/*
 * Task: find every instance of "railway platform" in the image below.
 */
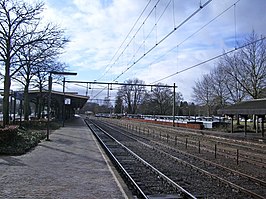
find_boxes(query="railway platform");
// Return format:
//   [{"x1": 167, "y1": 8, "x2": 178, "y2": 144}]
[{"x1": 0, "y1": 115, "x2": 129, "y2": 199}]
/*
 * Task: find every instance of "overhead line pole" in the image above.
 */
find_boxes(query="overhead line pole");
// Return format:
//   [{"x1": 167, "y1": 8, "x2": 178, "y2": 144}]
[
  {"x1": 64, "y1": 80, "x2": 176, "y2": 88},
  {"x1": 46, "y1": 71, "x2": 77, "y2": 140},
  {"x1": 173, "y1": 83, "x2": 176, "y2": 127},
  {"x1": 66, "y1": 81, "x2": 177, "y2": 120}
]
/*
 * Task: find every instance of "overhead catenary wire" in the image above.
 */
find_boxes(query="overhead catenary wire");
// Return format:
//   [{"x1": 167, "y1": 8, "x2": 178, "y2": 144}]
[
  {"x1": 150, "y1": 36, "x2": 266, "y2": 84},
  {"x1": 91, "y1": 0, "x2": 212, "y2": 100},
  {"x1": 92, "y1": 0, "x2": 161, "y2": 100},
  {"x1": 112, "y1": 0, "x2": 212, "y2": 82},
  {"x1": 127, "y1": 0, "x2": 172, "y2": 67},
  {"x1": 91, "y1": 0, "x2": 247, "y2": 101},
  {"x1": 110, "y1": 0, "x2": 161, "y2": 72},
  {"x1": 234, "y1": 3, "x2": 237, "y2": 49},
  {"x1": 96, "y1": 0, "x2": 153, "y2": 81},
  {"x1": 172, "y1": 0, "x2": 176, "y2": 28},
  {"x1": 97, "y1": 0, "x2": 159, "y2": 81},
  {"x1": 148, "y1": 0, "x2": 241, "y2": 66}
]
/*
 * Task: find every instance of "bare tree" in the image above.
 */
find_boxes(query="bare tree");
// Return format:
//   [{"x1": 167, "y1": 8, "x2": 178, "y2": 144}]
[
  {"x1": 223, "y1": 32, "x2": 266, "y2": 99},
  {"x1": 238, "y1": 32, "x2": 266, "y2": 98},
  {"x1": 192, "y1": 31, "x2": 266, "y2": 116},
  {"x1": 33, "y1": 61, "x2": 67, "y2": 119},
  {"x1": 114, "y1": 95, "x2": 123, "y2": 114},
  {"x1": 0, "y1": 0, "x2": 45, "y2": 126},
  {"x1": 117, "y1": 79, "x2": 146, "y2": 114},
  {"x1": 150, "y1": 85, "x2": 173, "y2": 115},
  {"x1": 219, "y1": 54, "x2": 247, "y2": 103},
  {"x1": 12, "y1": 23, "x2": 68, "y2": 120},
  {"x1": 140, "y1": 84, "x2": 183, "y2": 115},
  {"x1": 192, "y1": 74, "x2": 214, "y2": 116},
  {"x1": 208, "y1": 66, "x2": 230, "y2": 110}
]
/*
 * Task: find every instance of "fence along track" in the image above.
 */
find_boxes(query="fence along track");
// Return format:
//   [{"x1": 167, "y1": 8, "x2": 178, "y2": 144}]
[
  {"x1": 85, "y1": 119, "x2": 196, "y2": 199},
  {"x1": 151, "y1": 141, "x2": 266, "y2": 199},
  {"x1": 108, "y1": 118, "x2": 266, "y2": 168},
  {"x1": 95, "y1": 119, "x2": 266, "y2": 199}
]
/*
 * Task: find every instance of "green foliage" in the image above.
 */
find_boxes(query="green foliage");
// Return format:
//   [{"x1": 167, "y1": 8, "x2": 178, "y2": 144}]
[
  {"x1": 0, "y1": 120, "x2": 59, "y2": 155},
  {"x1": 0, "y1": 126, "x2": 46, "y2": 155},
  {"x1": 18, "y1": 120, "x2": 60, "y2": 130}
]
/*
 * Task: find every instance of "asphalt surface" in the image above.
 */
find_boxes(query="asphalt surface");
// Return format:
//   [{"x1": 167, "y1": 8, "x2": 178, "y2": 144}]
[{"x1": 0, "y1": 116, "x2": 128, "y2": 199}]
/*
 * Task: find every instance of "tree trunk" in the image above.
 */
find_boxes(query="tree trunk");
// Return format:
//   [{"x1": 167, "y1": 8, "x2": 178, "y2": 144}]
[
  {"x1": 36, "y1": 96, "x2": 40, "y2": 118},
  {"x1": 36, "y1": 86, "x2": 44, "y2": 119},
  {"x1": 23, "y1": 84, "x2": 30, "y2": 121},
  {"x1": 3, "y1": 63, "x2": 11, "y2": 127}
]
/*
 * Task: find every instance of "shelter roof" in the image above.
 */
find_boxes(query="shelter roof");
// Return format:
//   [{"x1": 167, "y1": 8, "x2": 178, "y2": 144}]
[
  {"x1": 15, "y1": 90, "x2": 89, "y2": 109},
  {"x1": 29, "y1": 90, "x2": 88, "y2": 99},
  {"x1": 218, "y1": 98, "x2": 266, "y2": 115}
]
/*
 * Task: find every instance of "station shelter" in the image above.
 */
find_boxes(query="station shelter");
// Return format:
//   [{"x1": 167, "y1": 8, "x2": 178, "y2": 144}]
[
  {"x1": 13, "y1": 90, "x2": 89, "y2": 122},
  {"x1": 218, "y1": 98, "x2": 266, "y2": 137}
]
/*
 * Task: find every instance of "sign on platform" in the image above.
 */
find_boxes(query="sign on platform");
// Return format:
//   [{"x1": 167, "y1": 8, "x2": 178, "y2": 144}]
[{"x1": 65, "y1": 98, "x2": 71, "y2": 104}]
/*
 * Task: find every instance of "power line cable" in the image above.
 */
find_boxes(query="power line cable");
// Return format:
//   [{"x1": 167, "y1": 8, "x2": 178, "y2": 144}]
[
  {"x1": 151, "y1": 36, "x2": 266, "y2": 84},
  {"x1": 127, "y1": 0, "x2": 172, "y2": 66},
  {"x1": 96, "y1": 0, "x2": 152, "y2": 81},
  {"x1": 112, "y1": 0, "x2": 212, "y2": 82},
  {"x1": 148, "y1": 0, "x2": 241, "y2": 66},
  {"x1": 92, "y1": 0, "x2": 161, "y2": 100},
  {"x1": 234, "y1": 3, "x2": 237, "y2": 49},
  {"x1": 97, "y1": 0, "x2": 159, "y2": 81},
  {"x1": 109, "y1": 0, "x2": 161, "y2": 73}
]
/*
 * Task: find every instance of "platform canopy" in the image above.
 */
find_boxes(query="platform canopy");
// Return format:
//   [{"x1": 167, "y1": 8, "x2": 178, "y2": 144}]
[
  {"x1": 25, "y1": 90, "x2": 89, "y2": 110},
  {"x1": 218, "y1": 98, "x2": 265, "y2": 137},
  {"x1": 12, "y1": 90, "x2": 89, "y2": 121},
  {"x1": 218, "y1": 98, "x2": 266, "y2": 116}
]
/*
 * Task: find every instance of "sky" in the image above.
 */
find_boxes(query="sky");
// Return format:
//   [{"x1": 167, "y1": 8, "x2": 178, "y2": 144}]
[{"x1": 40, "y1": 0, "x2": 265, "y2": 103}]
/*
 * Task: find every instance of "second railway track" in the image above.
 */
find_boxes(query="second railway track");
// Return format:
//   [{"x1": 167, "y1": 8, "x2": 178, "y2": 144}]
[
  {"x1": 85, "y1": 118, "x2": 266, "y2": 198},
  {"x1": 85, "y1": 119, "x2": 195, "y2": 199}
]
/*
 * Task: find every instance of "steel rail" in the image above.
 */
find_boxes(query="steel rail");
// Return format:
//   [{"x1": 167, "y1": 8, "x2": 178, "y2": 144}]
[
  {"x1": 98, "y1": 119, "x2": 266, "y2": 199},
  {"x1": 164, "y1": 135, "x2": 266, "y2": 168},
  {"x1": 119, "y1": 119, "x2": 266, "y2": 167},
  {"x1": 86, "y1": 122, "x2": 148, "y2": 199},
  {"x1": 154, "y1": 144, "x2": 265, "y2": 199},
  {"x1": 152, "y1": 140, "x2": 266, "y2": 187},
  {"x1": 118, "y1": 120, "x2": 266, "y2": 193},
  {"x1": 85, "y1": 119, "x2": 197, "y2": 199}
]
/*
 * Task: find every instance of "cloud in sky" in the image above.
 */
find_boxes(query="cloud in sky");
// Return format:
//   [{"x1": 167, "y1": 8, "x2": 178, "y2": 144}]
[{"x1": 42, "y1": 0, "x2": 266, "y2": 101}]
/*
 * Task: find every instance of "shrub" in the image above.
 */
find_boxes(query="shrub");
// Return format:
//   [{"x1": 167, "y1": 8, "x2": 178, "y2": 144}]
[{"x1": 0, "y1": 126, "x2": 46, "y2": 155}]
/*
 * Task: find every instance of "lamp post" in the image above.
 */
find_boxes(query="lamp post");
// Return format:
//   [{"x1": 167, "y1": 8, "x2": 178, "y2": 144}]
[
  {"x1": 46, "y1": 73, "x2": 52, "y2": 141},
  {"x1": 62, "y1": 77, "x2": 66, "y2": 127},
  {"x1": 46, "y1": 71, "x2": 77, "y2": 141}
]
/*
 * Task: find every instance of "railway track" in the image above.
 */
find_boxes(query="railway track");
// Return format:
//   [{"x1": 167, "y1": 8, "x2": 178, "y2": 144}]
[
  {"x1": 88, "y1": 118, "x2": 266, "y2": 198},
  {"x1": 85, "y1": 119, "x2": 196, "y2": 199},
  {"x1": 109, "y1": 118, "x2": 266, "y2": 169},
  {"x1": 152, "y1": 142, "x2": 266, "y2": 198}
]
